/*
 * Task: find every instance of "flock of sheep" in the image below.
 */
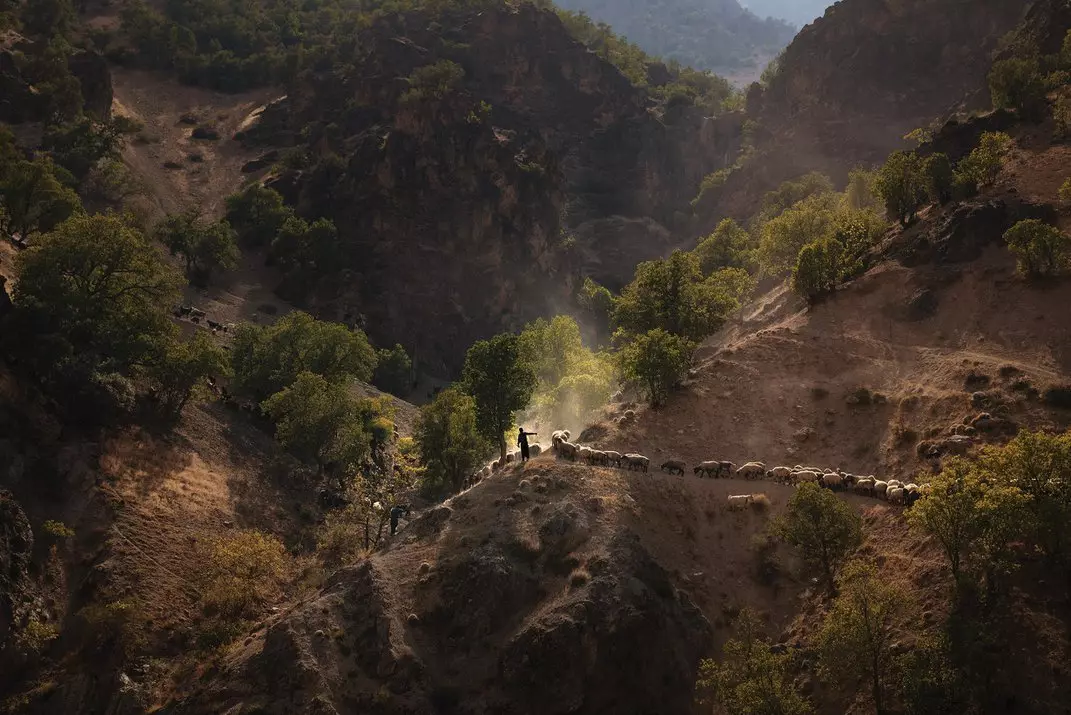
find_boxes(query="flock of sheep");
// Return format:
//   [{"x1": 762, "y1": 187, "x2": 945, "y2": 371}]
[{"x1": 469, "y1": 429, "x2": 931, "y2": 508}]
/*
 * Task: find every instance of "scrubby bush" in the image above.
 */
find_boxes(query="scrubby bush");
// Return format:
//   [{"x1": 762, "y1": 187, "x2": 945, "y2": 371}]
[
  {"x1": 874, "y1": 150, "x2": 929, "y2": 226},
  {"x1": 957, "y1": 132, "x2": 1013, "y2": 189},
  {"x1": 462, "y1": 333, "x2": 537, "y2": 460},
  {"x1": 147, "y1": 332, "x2": 231, "y2": 416},
  {"x1": 0, "y1": 154, "x2": 82, "y2": 239},
  {"x1": 231, "y1": 311, "x2": 376, "y2": 401},
  {"x1": 757, "y1": 192, "x2": 839, "y2": 275},
  {"x1": 261, "y1": 371, "x2": 376, "y2": 478},
  {"x1": 615, "y1": 250, "x2": 752, "y2": 340},
  {"x1": 775, "y1": 482, "x2": 861, "y2": 592},
  {"x1": 924, "y1": 153, "x2": 955, "y2": 205},
  {"x1": 155, "y1": 211, "x2": 240, "y2": 284},
  {"x1": 616, "y1": 328, "x2": 694, "y2": 406},
  {"x1": 400, "y1": 60, "x2": 465, "y2": 105},
  {"x1": 197, "y1": 529, "x2": 291, "y2": 620},
  {"x1": 224, "y1": 184, "x2": 292, "y2": 247},
  {"x1": 696, "y1": 608, "x2": 812, "y2": 715},
  {"x1": 415, "y1": 387, "x2": 488, "y2": 494},
  {"x1": 694, "y1": 218, "x2": 755, "y2": 274},
  {"x1": 989, "y1": 56, "x2": 1046, "y2": 117},
  {"x1": 817, "y1": 561, "x2": 904, "y2": 715},
  {"x1": 844, "y1": 167, "x2": 882, "y2": 212},
  {"x1": 792, "y1": 237, "x2": 842, "y2": 303},
  {"x1": 372, "y1": 344, "x2": 412, "y2": 396},
  {"x1": 1003, "y1": 219, "x2": 1071, "y2": 277}
]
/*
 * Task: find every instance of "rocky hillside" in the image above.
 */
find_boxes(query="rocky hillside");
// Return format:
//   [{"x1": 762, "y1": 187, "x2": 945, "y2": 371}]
[
  {"x1": 698, "y1": 0, "x2": 1031, "y2": 224},
  {"x1": 246, "y1": 3, "x2": 739, "y2": 374},
  {"x1": 552, "y1": 0, "x2": 795, "y2": 74},
  {"x1": 741, "y1": 0, "x2": 831, "y2": 27}
]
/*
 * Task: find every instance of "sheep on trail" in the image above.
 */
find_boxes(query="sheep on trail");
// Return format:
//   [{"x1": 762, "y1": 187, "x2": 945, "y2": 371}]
[
  {"x1": 577, "y1": 446, "x2": 593, "y2": 463},
  {"x1": 873, "y1": 480, "x2": 888, "y2": 499},
  {"x1": 767, "y1": 466, "x2": 793, "y2": 483},
  {"x1": 820, "y1": 472, "x2": 845, "y2": 490},
  {"x1": 736, "y1": 462, "x2": 765, "y2": 480},
  {"x1": 887, "y1": 487, "x2": 906, "y2": 505},
  {"x1": 624, "y1": 454, "x2": 650, "y2": 472},
  {"x1": 694, "y1": 460, "x2": 732, "y2": 478},
  {"x1": 551, "y1": 430, "x2": 571, "y2": 445},
  {"x1": 660, "y1": 459, "x2": 686, "y2": 476},
  {"x1": 557, "y1": 442, "x2": 579, "y2": 461},
  {"x1": 727, "y1": 494, "x2": 754, "y2": 509},
  {"x1": 792, "y1": 470, "x2": 821, "y2": 485},
  {"x1": 604, "y1": 451, "x2": 623, "y2": 467}
]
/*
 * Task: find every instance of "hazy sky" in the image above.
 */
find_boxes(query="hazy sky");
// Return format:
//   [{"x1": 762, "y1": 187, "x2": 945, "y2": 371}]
[{"x1": 741, "y1": 0, "x2": 831, "y2": 27}]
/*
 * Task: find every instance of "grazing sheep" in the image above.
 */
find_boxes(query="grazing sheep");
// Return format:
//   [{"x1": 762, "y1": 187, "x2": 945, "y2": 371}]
[
  {"x1": 492, "y1": 459, "x2": 502, "y2": 470},
  {"x1": 604, "y1": 450, "x2": 623, "y2": 467},
  {"x1": 190, "y1": 307, "x2": 206, "y2": 319},
  {"x1": 727, "y1": 494, "x2": 754, "y2": 509},
  {"x1": 577, "y1": 445, "x2": 593, "y2": 463},
  {"x1": 793, "y1": 470, "x2": 821, "y2": 485},
  {"x1": 589, "y1": 450, "x2": 610, "y2": 466},
  {"x1": 873, "y1": 480, "x2": 888, "y2": 499},
  {"x1": 551, "y1": 430, "x2": 570, "y2": 445},
  {"x1": 694, "y1": 460, "x2": 731, "y2": 478},
  {"x1": 820, "y1": 472, "x2": 845, "y2": 490},
  {"x1": 853, "y1": 477, "x2": 875, "y2": 495},
  {"x1": 660, "y1": 459, "x2": 686, "y2": 476},
  {"x1": 767, "y1": 466, "x2": 793, "y2": 482},
  {"x1": 887, "y1": 487, "x2": 906, "y2": 505},
  {"x1": 886, "y1": 479, "x2": 902, "y2": 489},
  {"x1": 736, "y1": 462, "x2": 765, "y2": 480},
  {"x1": 624, "y1": 454, "x2": 650, "y2": 472},
  {"x1": 557, "y1": 442, "x2": 579, "y2": 461}
]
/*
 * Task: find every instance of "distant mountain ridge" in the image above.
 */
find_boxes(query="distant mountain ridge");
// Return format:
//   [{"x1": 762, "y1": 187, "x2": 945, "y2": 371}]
[
  {"x1": 552, "y1": 0, "x2": 796, "y2": 73},
  {"x1": 741, "y1": 0, "x2": 832, "y2": 27}
]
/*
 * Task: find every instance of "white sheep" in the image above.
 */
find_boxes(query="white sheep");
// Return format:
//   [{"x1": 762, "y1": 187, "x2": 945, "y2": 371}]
[
  {"x1": 873, "y1": 480, "x2": 888, "y2": 499},
  {"x1": 624, "y1": 454, "x2": 650, "y2": 472},
  {"x1": 727, "y1": 494, "x2": 754, "y2": 509},
  {"x1": 577, "y1": 445, "x2": 593, "y2": 463},
  {"x1": 604, "y1": 450, "x2": 623, "y2": 467},
  {"x1": 767, "y1": 466, "x2": 793, "y2": 482},
  {"x1": 821, "y1": 472, "x2": 845, "y2": 490},
  {"x1": 887, "y1": 487, "x2": 906, "y2": 505},
  {"x1": 551, "y1": 430, "x2": 571, "y2": 445},
  {"x1": 589, "y1": 450, "x2": 610, "y2": 466},
  {"x1": 852, "y1": 477, "x2": 875, "y2": 495},
  {"x1": 793, "y1": 470, "x2": 821, "y2": 485},
  {"x1": 557, "y1": 442, "x2": 579, "y2": 461},
  {"x1": 736, "y1": 462, "x2": 765, "y2": 480}
]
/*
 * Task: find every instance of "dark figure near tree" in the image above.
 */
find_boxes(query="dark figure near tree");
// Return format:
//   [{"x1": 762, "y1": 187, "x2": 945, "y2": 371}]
[
  {"x1": 517, "y1": 427, "x2": 537, "y2": 461},
  {"x1": 390, "y1": 504, "x2": 411, "y2": 535}
]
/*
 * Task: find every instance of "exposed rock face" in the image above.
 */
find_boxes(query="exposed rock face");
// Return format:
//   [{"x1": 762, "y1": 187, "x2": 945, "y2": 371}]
[
  {"x1": 0, "y1": 490, "x2": 33, "y2": 650},
  {"x1": 250, "y1": 3, "x2": 736, "y2": 373},
  {"x1": 166, "y1": 476, "x2": 711, "y2": 715},
  {"x1": 67, "y1": 50, "x2": 113, "y2": 119},
  {"x1": 698, "y1": 0, "x2": 1030, "y2": 225}
]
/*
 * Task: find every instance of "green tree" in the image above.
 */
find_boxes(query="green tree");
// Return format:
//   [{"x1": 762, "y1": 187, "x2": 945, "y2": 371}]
[
  {"x1": 816, "y1": 561, "x2": 903, "y2": 715},
  {"x1": 231, "y1": 311, "x2": 377, "y2": 401},
  {"x1": 694, "y1": 218, "x2": 755, "y2": 274},
  {"x1": 615, "y1": 250, "x2": 750, "y2": 340},
  {"x1": 909, "y1": 456, "x2": 1027, "y2": 599},
  {"x1": 0, "y1": 156, "x2": 82, "y2": 239},
  {"x1": 923, "y1": 153, "x2": 955, "y2": 205},
  {"x1": 224, "y1": 184, "x2": 292, "y2": 247},
  {"x1": 775, "y1": 482, "x2": 862, "y2": 592},
  {"x1": 261, "y1": 371, "x2": 372, "y2": 480},
  {"x1": 20, "y1": 0, "x2": 76, "y2": 38},
  {"x1": 874, "y1": 150, "x2": 929, "y2": 226},
  {"x1": 983, "y1": 430, "x2": 1071, "y2": 572},
  {"x1": 989, "y1": 57, "x2": 1045, "y2": 117},
  {"x1": 415, "y1": 387, "x2": 489, "y2": 494},
  {"x1": 696, "y1": 608, "x2": 812, "y2": 715},
  {"x1": 755, "y1": 172, "x2": 835, "y2": 227},
  {"x1": 12, "y1": 213, "x2": 182, "y2": 374},
  {"x1": 756, "y1": 192, "x2": 839, "y2": 275},
  {"x1": 1003, "y1": 219, "x2": 1071, "y2": 277},
  {"x1": 147, "y1": 331, "x2": 230, "y2": 416},
  {"x1": 577, "y1": 276, "x2": 616, "y2": 337},
  {"x1": 957, "y1": 132, "x2": 1013, "y2": 189},
  {"x1": 372, "y1": 344, "x2": 412, "y2": 396},
  {"x1": 155, "y1": 211, "x2": 240, "y2": 284},
  {"x1": 43, "y1": 116, "x2": 142, "y2": 179},
  {"x1": 400, "y1": 60, "x2": 465, "y2": 105},
  {"x1": 461, "y1": 333, "x2": 537, "y2": 460},
  {"x1": 792, "y1": 237, "x2": 842, "y2": 303},
  {"x1": 617, "y1": 328, "x2": 694, "y2": 407}
]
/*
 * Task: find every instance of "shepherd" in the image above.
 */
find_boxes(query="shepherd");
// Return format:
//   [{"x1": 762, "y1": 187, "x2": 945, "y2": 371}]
[
  {"x1": 517, "y1": 427, "x2": 538, "y2": 462},
  {"x1": 390, "y1": 504, "x2": 411, "y2": 535}
]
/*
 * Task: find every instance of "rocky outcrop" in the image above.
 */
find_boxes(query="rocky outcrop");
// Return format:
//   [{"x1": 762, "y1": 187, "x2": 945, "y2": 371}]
[
  {"x1": 698, "y1": 0, "x2": 1031, "y2": 225},
  {"x1": 166, "y1": 471, "x2": 711, "y2": 715},
  {"x1": 249, "y1": 3, "x2": 736, "y2": 373},
  {"x1": 0, "y1": 490, "x2": 33, "y2": 652}
]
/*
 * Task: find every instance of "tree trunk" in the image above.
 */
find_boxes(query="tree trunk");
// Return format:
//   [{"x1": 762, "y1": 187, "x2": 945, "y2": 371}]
[{"x1": 499, "y1": 436, "x2": 507, "y2": 462}]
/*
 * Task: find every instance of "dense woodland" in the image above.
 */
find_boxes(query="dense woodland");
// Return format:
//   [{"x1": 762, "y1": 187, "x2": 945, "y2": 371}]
[{"x1": 3, "y1": 0, "x2": 1071, "y2": 712}]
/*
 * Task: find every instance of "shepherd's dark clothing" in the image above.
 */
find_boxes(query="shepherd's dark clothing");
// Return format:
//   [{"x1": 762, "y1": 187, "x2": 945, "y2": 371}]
[
  {"x1": 390, "y1": 505, "x2": 409, "y2": 535},
  {"x1": 517, "y1": 430, "x2": 536, "y2": 461}
]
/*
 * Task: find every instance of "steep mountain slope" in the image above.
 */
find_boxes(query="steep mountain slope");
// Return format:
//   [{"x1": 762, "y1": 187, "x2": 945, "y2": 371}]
[
  {"x1": 246, "y1": 3, "x2": 739, "y2": 374},
  {"x1": 699, "y1": 0, "x2": 1031, "y2": 224},
  {"x1": 552, "y1": 0, "x2": 795, "y2": 73}
]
